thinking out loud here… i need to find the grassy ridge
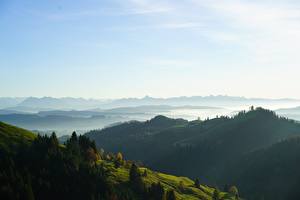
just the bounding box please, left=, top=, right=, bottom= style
left=101, top=161, right=235, bottom=200
left=0, top=121, right=36, bottom=152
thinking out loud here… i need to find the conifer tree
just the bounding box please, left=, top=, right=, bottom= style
left=213, top=188, right=220, bottom=200
left=194, top=178, right=200, bottom=188
left=166, top=190, right=176, bottom=200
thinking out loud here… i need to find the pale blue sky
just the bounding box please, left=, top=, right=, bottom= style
left=1, top=0, right=300, bottom=98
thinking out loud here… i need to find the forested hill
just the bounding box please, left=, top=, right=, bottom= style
left=0, top=122, right=236, bottom=200
left=86, top=108, right=300, bottom=171
left=86, top=107, right=300, bottom=200
left=224, top=137, right=300, bottom=200
left=86, top=115, right=188, bottom=160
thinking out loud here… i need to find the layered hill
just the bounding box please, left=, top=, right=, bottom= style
left=0, top=113, right=126, bottom=132
left=0, top=105, right=226, bottom=136
left=86, top=108, right=300, bottom=200
left=276, top=106, right=300, bottom=121
left=86, top=115, right=189, bottom=162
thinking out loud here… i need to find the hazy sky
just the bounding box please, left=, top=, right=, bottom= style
left=1, top=0, right=300, bottom=98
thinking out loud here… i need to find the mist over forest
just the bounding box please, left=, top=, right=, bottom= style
left=1, top=96, right=300, bottom=136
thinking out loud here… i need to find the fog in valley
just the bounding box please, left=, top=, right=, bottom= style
left=1, top=96, right=300, bottom=137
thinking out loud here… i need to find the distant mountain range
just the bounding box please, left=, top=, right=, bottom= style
left=104, top=95, right=300, bottom=108
left=1, top=95, right=300, bottom=112
left=1, top=97, right=107, bottom=111
left=87, top=95, right=300, bottom=110
left=0, top=97, right=26, bottom=109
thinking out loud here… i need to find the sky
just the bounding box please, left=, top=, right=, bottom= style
left=1, top=0, right=300, bottom=99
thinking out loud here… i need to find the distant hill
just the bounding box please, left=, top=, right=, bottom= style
left=276, top=106, right=300, bottom=121
left=87, top=108, right=300, bottom=174
left=86, top=108, right=300, bottom=200
left=36, top=105, right=223, bottom=117
left=277, top=106, right=300, bottom=113
left=0, top=109, right=28, bottom=115
left=0, top=122, right=235, bottom=200
left=0, top=97, right=25, bottom=109
left=86, top=116, right=189, bottom=162
left=0, top=114, right=128, bottom=136
left=37, top=110, right=104, bottom=117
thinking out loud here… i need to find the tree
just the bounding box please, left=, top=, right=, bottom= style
left=179, top=181, right=185, bottom=192
left=213, top=188, right=220, bottom=200
left=143, top=169, right=148, bottom=177
left=194, top=178, right=200, bottom=188
left=114, top=152, right=124, bottom=168
left=49, top=132, right=59, bottom=152
left=25, top=183, right=35, bottom=200
left=116, top=152, right=123, bottom=162
left=166, top=190, right=176, bottom=200
left=229, top=186, right=239, bottom=199
left=148, top=182, right=165, bottom=200
left=86, top=147, right=99, bottom=164
left=129, top=163, right=140, bottom=182
left=129, top=163, right=144, bottom=193
left=70, top=131, right=78, bottom=142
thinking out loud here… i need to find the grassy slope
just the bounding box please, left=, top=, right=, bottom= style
left=101, top=161, right=235, bottom=200
left=0, top=121, right=36, bottom=152
left=0, top=121, right=234, bottom=199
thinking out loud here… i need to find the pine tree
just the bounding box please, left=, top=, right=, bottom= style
left=213, top=188, right=220, bottom=200
left=166, top=190, right=176, bottom=200
left=143, top=169, right=148, bottom=177
left=70, top=131, right=78, bottom=143
left=50, top=132, right=59, bottom=146
left=194, top=178, right=200, bottom=188
left=129, top=163, right=144, bottom=193
left=129, top=163, right=140, bottom=182
left=149, top=182, right=165, bottom=200
left=179, top=181, right=185, bottom=192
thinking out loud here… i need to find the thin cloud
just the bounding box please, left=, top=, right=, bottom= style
left=189, top=0, right=300, bottom=66
left=140, top=58, right=202, bottom=69
left=125, top=0, right=174, bottom=14
left=26, top=6, right=173, bottom=21
left=25, top=0, right=300, bottom=68
left=106, top=22, right=204, bottom=31
left=127, top=6, right=173, bottom=15
left=158, top=22, right=204, bottom=29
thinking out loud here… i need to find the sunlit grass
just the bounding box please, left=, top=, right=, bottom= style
left=99, top=161, right=236, bottom=200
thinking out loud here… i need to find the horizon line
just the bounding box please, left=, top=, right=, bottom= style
left=0, top=95, right=300, bottom=101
